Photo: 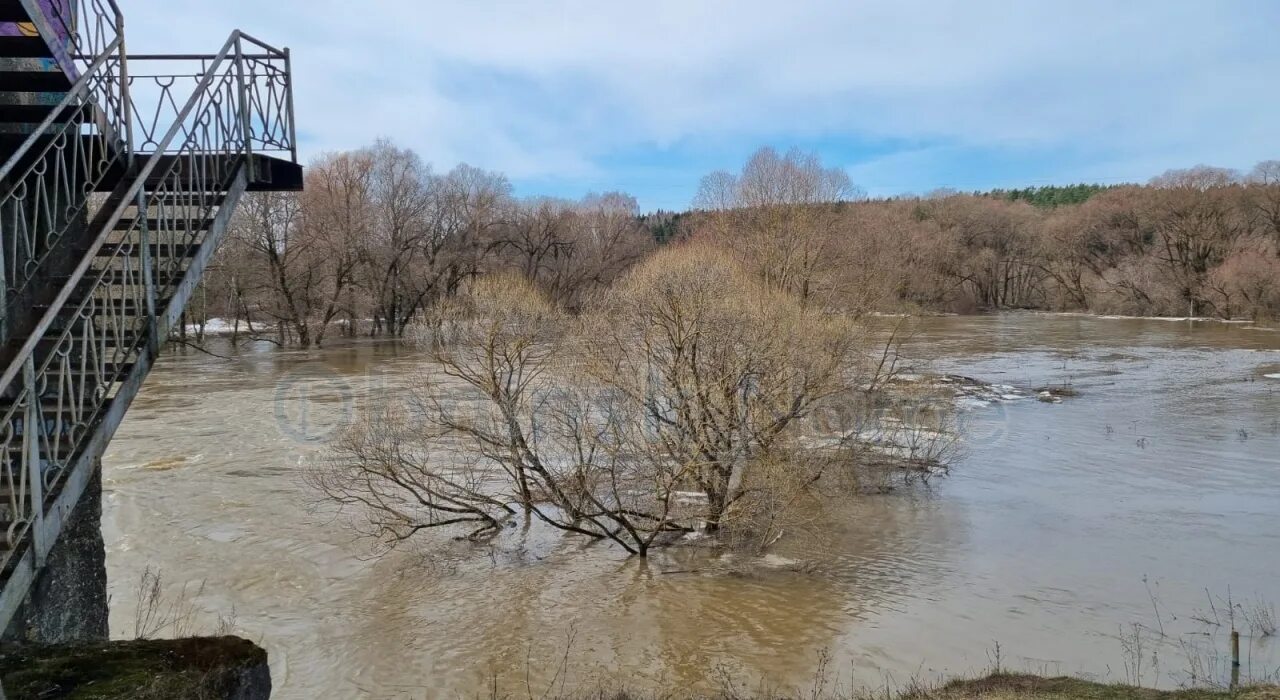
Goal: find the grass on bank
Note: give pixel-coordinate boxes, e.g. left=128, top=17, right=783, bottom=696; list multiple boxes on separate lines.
left=499, top=675, right=1280, bottom=700
left=913, top=674, right=1279, bottom=700
left=3, top=648, right=1278, bottom=700
left=0, top=636, right=266, bottom=699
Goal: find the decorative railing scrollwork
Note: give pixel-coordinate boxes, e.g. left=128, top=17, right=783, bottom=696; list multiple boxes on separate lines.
left=21, top=0, right=125, bottom=77
left=126, top=44, right=294, bottom=160
left=0, top=0, right=132, bottom=319
left=0, top=41, right=130, bottom=310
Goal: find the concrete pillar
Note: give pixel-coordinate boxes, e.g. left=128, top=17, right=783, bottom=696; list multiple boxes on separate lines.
left=1, top=461, right=108, bottom=644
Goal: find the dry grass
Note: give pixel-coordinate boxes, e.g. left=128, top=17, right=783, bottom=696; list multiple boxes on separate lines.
left=918, top=675, right=1280, bottom=700
left=471, top=674, right=1280, bottom=700
left=0, top=637, right=267, bottom=699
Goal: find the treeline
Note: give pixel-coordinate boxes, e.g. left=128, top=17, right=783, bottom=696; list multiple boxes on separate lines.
left=990, top=184, right=1116, bottom=208
left=188, top=141, right=655, bottom=346
left=187, top=145, right=1280, bottom=346
left=687, top=151, right=1280, bottom=319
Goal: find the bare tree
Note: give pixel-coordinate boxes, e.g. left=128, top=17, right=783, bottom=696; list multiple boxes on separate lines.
left=491, top=192, right=654, bottom=308
left=312, top=246, right=879, bottom=555
left=359, top=140, right=433, bottom=336
left=300, top=151, right=377, bottom=342
left=693, top=170, right=739, bottom=212
left=1247, top=160, right=1280, bottom=250
left=225, top=191, right=313, bottom=344
left=312, top=274, right=695, bottom=555
left=1144, top=170, right=1249, bottom=316
left=694, top=147, right=866, bottom=309
left=576, top=242, right=866, bottom=532
left=309, top=401, right=516, bottom=545
left=920, top=196, right=1046, bottom=310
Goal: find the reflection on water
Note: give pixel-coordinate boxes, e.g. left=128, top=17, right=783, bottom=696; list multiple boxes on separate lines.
left=103, top=314, right=1280, bottom=698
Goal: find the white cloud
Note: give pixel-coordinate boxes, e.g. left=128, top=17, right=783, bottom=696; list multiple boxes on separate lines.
left=119, top=0, right=1280, bottom=203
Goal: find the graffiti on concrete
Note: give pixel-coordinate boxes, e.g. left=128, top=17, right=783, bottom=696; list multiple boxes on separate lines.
left=0, top=0, right=73, bottom=36
left=0, top=0, right=77, bottom=79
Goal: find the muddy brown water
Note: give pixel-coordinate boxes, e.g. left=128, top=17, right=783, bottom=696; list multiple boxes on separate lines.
left=102, top=314, right=1280, bottom=698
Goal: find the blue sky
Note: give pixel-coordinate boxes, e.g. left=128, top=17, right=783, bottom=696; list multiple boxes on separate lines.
left=126, top=1, right=1280, bottom=211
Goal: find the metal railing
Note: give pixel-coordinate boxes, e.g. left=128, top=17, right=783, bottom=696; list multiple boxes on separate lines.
left=0, top=0, right=131, bottom=322
left=125, top=40, right=295, bottom=160
left=0, top=42, right=129, bottom=311
left=14, top=1, right=131, bottom=130
left=21, top=0, right=127, bottom=77
left=0, top=31, right=294, bottom=602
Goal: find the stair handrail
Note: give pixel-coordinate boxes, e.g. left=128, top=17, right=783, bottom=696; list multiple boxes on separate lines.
left=0, top=36, right=130, bottom=305
left=18, top=1, right=124, bottom=66
left=0, top=0, right=133, bottom=310
left=14, top=0, right=132, bottom=147
left=0, top=29, right=284, bottom=401
left=0, top=36, right=121, bottom=183
left=0, top=30, right=291, bottom=575
left=124, top=33, right=295, bottom=161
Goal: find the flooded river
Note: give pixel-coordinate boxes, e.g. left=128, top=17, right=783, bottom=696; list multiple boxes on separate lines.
left=102, top=314, right=1280, bottom=698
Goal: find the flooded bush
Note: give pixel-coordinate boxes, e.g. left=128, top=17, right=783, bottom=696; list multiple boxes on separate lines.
left=310, top=245, right=960, bottom=558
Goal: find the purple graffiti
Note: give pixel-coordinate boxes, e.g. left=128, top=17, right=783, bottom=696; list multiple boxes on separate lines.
left=0, top=0, right=77, bottom=79
left=0, top=0, right=72, bottom=37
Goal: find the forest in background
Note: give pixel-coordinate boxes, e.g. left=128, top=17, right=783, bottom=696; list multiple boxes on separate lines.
left=184, top=144, right=1280, bottom=346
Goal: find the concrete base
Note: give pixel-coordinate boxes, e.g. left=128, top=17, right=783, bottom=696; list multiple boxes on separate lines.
left=1, top=463, right=107, bottom=644
left=0, top=636, right=271, bottom=699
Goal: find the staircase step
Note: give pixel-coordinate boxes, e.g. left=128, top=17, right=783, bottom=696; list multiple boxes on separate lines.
left=1, top=427, right=78, bottom=442
left=0, top=366, right=131, bottom=407
left=4, top=365, right=134, bottom=385
left=41, top=315, right=166, bottom=337
left=82, top=270, right=184, bottom=286
left=39, top=273, right=178, bottom=302
left=0, top=70, right=72, bottom=93
left=113, top=218, right=216, bottom=232
left=36, top=331, right=143, bottom=351
left=52, top=362, right=135, bottom=378
left=36, top=298, right=157, bottom=317
left=2, top=428, right=78, bottom=447
left=61, top=363, right=135, bottom=380
left=95, top=195, right=225, bottom=221
left=0, top=0, right=31, bottom=22
left=0, top=102, right=91, bottom=125
left=0, top=401, right=107, bottom=419
left=2, top=445, right=82, bottom=466
left=0, top=401, right=94, bottom=417
left=91, top=243, right=201, bottom=258
left=0, top=430, right=89, bottom=463
left=91, top=154, right=248, bottom=192
left=0, top=36, right=54, bottom=59
left=143, top=194, right=227, bottom=207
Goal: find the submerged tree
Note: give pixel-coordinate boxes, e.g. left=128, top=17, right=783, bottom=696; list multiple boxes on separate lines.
left=311, top=245, right=879, bottom=556
left=576, top=243, right=866, bottom=532
left=311, top=274, right=695, bottom=555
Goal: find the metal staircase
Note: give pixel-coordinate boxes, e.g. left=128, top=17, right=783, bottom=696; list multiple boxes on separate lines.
left=0, top=0, right=300, bottom=632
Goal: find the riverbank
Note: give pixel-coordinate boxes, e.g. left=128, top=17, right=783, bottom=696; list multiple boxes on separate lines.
left=510, top=673, right=1280, bottom=700
left=1021, top=311, right=1278, bottom=330
left=913, top=675, right=1278, bottom=700
left=0, top=636, right=270, bottom=699
left=4, top=664, right=1271, bottom=700
left=179, top=311, right=1280, bottom=345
